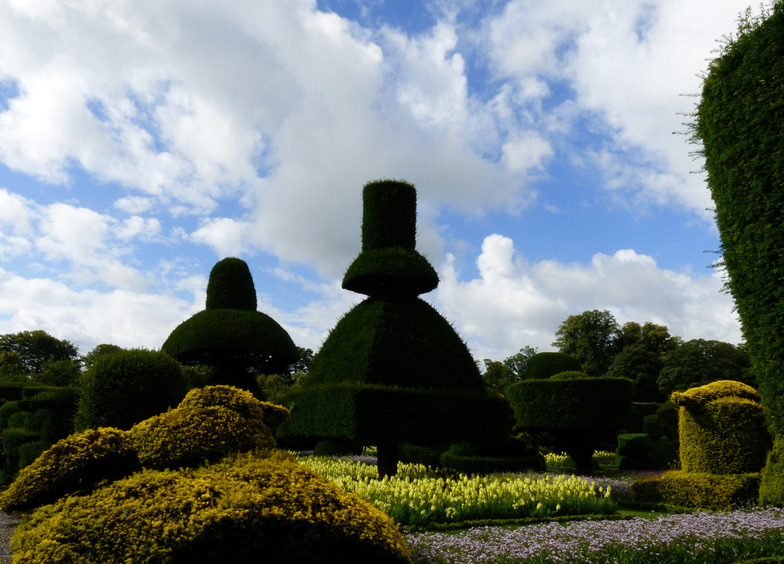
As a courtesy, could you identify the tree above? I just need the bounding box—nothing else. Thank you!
[280,180,511,478]
[482,359,512,394]
[657,339,751,397]
[162,257,298,398]
[0,330,78,374]
[503,346,538,381]
[81,344,124,372]
[552,310,620,376]
[694,2,784,434]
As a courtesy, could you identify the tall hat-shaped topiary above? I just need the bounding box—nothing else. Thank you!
[162,258,298,397]
[279,180,511,478]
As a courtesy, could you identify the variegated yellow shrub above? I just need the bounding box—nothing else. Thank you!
[0,427,139,511]
[177,385,290,429]
[11,450,412,564]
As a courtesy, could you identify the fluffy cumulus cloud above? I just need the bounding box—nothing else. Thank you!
[434,234,741,361]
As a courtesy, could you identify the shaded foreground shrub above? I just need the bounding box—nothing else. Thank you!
[12,450,412,564]
[0,427,139,511]
[632,470,760,511]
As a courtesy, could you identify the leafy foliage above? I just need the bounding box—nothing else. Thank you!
[657,339,752,396]
[0,330,78,375]
[75,348,186,431]
[632,470,761,511]
[552,310,621,376]
[524,352,581,380]
[694,1,784,434]
[759,435,784,506]
[205,257,257,311]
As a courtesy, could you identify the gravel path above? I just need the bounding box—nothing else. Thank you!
[0,512,18,564]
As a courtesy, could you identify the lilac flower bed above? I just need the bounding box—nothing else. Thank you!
[404,507,784,563]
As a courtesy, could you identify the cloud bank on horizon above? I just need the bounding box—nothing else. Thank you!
[0,0,753,362]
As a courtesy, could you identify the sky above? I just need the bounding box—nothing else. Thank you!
[0,0,760,364]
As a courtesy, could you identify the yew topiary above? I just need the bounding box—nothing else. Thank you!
[11,451,413,564]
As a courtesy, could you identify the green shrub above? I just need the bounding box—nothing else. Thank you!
[11,451,413,564]
[671,380,770,474]
[178,385,289,430]
[205,257,258,311]
[524,352,581,380]
[75,348,186,431]
[399,443,444,468]
[0,400,21,428]
[314,439,364,457]
[632,470,761,511]
[7,410,28,429]
[759,435,784,506]
[440,439,546,474]
[0,427,139,511]
[131,406,275,469]
[549,370,588,381]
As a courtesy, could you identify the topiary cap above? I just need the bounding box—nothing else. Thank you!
[342,179,438,296]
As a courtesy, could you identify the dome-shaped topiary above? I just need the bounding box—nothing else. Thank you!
[0,427,139,512]
[671,380,771,474]
[162,258,298,393]
[11,451,413,564]
[179,384,290,430]
[525,352,581,379]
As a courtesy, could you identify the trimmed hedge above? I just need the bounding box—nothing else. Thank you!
[178,384,290,430]
[11,451,413,564]
[759,435,784,506]
[0,427,139,511]
[439,439,545,474]
[205,257,257,311]
[75,348,186,431]
[632,470,761,511]
[671,380,770,474]
[525,352,581,380]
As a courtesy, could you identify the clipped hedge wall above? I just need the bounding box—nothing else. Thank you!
[695,1,784,436]
[439,439,545,474]
[11,451,413,564]
[280,383,511,446]
[759,435,784,506]
[671,380,770,474]
[632,470,761,511]
[0,427,139,511]
[525,352,581,380]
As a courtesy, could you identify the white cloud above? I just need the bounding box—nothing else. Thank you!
[434,233,741,361]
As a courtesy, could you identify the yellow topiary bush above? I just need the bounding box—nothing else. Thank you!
[178,385,290,430]
[0,427,139,512]
[130,405,275,469]
[632,470,761,511]
[11,450,413,564]
[671,380,770,474]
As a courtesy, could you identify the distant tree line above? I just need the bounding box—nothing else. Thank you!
[481,309,751,402]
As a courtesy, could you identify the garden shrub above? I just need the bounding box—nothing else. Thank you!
[177,384,289,430]
[11,450,413,564]
[548,370,589,381]
[0,400,21,428]
[525,352,581,380]
[671,380,770,474]
[131,405,275,469]
[440,438,546,474]
[759,435,784,506]
[314,439,364,457]
[632,470,761,511]
[0,427,139,512]
[75,348,186,431]
[399,443,444,468]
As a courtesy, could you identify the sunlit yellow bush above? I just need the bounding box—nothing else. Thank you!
[0,427,139,511]
[178,385,290,429]
[12,450,412,564]
[296,455,615,526]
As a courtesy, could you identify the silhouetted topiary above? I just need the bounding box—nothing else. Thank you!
[162,258,298,397]
[280,180,510,477]
[525,352,581,380]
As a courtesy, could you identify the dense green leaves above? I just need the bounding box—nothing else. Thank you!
[0,330,78,374]
[552,310,621,376]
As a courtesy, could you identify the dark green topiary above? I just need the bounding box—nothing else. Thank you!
[439,437,545,474]
[525,352,581,379]
[163,258,297,396]
[75,348,186,431]
[671,380,770,474]
[632,470,761,511]
[694,1,784,437]
[506,376,632,474]
[281,180,512,478]
[11,450,413,564]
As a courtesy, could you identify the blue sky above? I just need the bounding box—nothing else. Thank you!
[0,0,757,363]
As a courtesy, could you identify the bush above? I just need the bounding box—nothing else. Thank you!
[0,400,21,428]
[0,427,139,511]
[671,380,770,474]
[131,405,275,470]
[11,451,413,564]
[178,385,289,430]
[399,444,444,468]
[314,439,364,457]
[75,348,186,431]
[632,470,761,511]
[440,439,545,474]
[549,371,589,381]
[524,352,581,380]
[759,434,784,506]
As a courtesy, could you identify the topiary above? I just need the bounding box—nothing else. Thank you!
[631,470,761,511]
[759,435,784,506]
[74,348,187,431]
[178,384,289,430]
[0,427,139,511]
[11,450,413,564]
[549,371,589,381]
[525,352,581,380]
[671,380,770,474]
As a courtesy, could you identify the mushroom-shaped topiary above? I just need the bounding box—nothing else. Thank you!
[671,380,770,474]
[279,180,511,478]
[162,258,298,397]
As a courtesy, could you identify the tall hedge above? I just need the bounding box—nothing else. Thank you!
[694,1,784,435]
